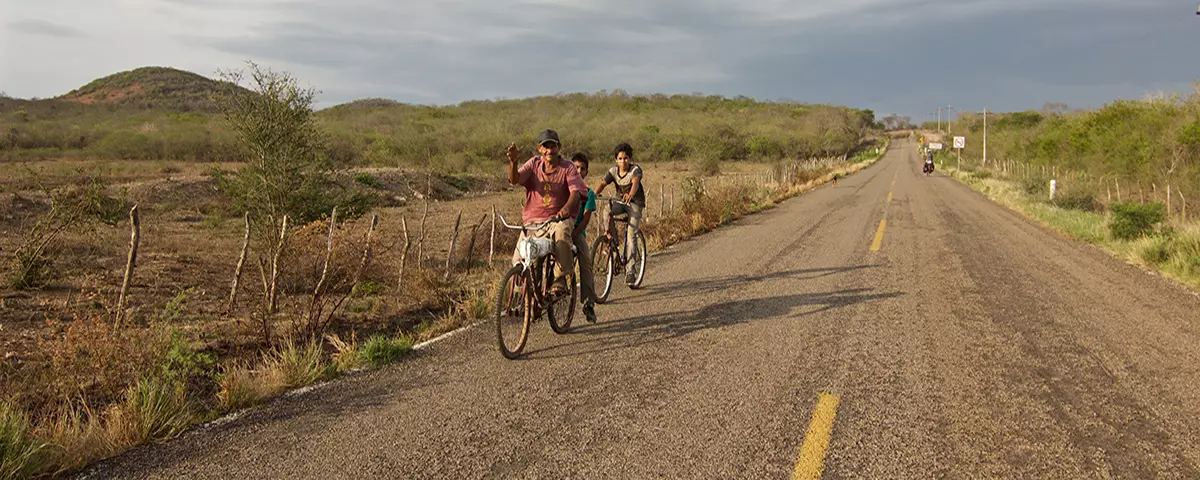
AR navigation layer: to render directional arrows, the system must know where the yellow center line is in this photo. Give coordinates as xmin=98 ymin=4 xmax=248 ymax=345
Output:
xmin=870 ymin=219 xmax=887 ymax=252
xmin=793 ymin=393 xmax=841 ymax=480
xmin=887 ymin=191 xmax=893 ymax=203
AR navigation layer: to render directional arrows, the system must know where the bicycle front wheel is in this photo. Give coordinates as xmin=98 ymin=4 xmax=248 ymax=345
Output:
xmin=591 ymin=236 xmax=614 ymax=304
xmin=495 ymin=265 xmax=531 ymax=359
xmin=629 ymin=231 xmax=648 ymax=289
xmin=547 ymin=258 xmax=576 ymax=334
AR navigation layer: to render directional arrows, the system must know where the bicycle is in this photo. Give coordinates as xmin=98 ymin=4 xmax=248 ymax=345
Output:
xmin=590 ymin=195 xmax=647 ymax=304
xmin=494 ymin=214 xmax=578 ymax=359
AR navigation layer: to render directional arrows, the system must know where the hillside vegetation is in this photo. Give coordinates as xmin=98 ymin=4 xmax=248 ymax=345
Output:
xmin=58 ymin=66 xmax=238 ymax=111
xmin=932 ymin=85 xmax=1200 ymax=292
xmin=0 ymin=64 xmax=888 ymax=478
xmin=946 ymin=88 xmax=1200 ymax=203
xmin=1 ymin=67 xmax=879 ymax=170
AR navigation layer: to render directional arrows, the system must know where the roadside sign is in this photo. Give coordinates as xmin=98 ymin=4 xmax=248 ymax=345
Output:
xmin=930 ymin=142 xmax=943 ymax=150
xmin=953 ymin=136 xmax=965 ymax=149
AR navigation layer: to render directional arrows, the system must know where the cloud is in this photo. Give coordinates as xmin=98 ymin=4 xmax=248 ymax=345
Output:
xmin=0 ymin=0 xmax=1195 ymax=118
xmin=7 ymin=18 xmax=87 ymax=38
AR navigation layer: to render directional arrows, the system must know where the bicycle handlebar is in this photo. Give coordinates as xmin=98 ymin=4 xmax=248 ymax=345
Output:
xmin=594 ymin=195 xmax=632 ymax=207
xmin=497 ymin=212 xmax=567 ymax=232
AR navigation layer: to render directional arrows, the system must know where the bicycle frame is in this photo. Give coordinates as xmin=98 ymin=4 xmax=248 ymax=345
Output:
xmin=497 ymin=213 xmax=571 ymax=307
xmin=595 ymin=196 xmax=635 ymax=266
xmin=499 ymin=213 xmax=557 ymax=271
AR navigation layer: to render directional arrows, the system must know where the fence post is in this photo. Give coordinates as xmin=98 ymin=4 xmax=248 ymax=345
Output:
xmin=417 ymin=201 xmax=428 ymax=267
xmin=660 ymin=184 xmax=665 ymax=218
xmin=398 ymin=216 xmax=410 ymax=289
xmin=444 ymin=210 xmax=462 ymax=280
xmin=115 ymin=204 xmax=141 ymax=327
xmin=268 ymin=215 xmax=290 ymax=314
xmin=1167 ymin=184 xmax=1172 ymax=220
xmin=465 ymin=213 xmax=487 ymax=273
xmin=228 ymin=212 xmax=251 ymax=313
xmin=1180 ymin=191 xmax=1187 ymax=223
xmin=354 ymin=214 xmax=379 ymax=286
xmin=1049 ymin=179 xmax=1057 ymax=200
xmin=489 ymin=205 xmax=496 ymax=267
xmin=307 ymin=207 xmax=338 ymax=327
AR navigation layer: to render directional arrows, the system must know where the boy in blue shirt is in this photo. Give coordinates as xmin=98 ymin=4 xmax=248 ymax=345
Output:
xmin=571 ymin=152 xmax=598 ymax=323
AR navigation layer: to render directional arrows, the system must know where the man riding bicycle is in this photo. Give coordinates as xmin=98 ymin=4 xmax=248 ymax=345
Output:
xmin=595 ymin=142 xmax=645 ymax=286
xmin=507 ymin=129 xmax=588 ymax=297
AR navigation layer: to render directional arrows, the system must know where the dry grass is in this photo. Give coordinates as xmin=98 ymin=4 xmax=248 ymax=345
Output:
xmin=34 ymin=402 xmax=116 ymax=475
xmin=104 ymin=377 xmax=192 ymax=447
xmin=325 ymin=333 xmax=368 ymax=372
xmin=413 ymin=279 xmax=497 ymax=343
xmin=0 ymin=145 xmax=888 ymax=478
xmin=216 ymin=362 xmax=276 ymax=412
xmin=640 ymin=148 xmax=887 ymax=252
xmin=1 ymin=376 xmax=193 ymax=479
xmin=1 ymin=403 xmax=49 ymax=480
xmin=944 ymin=160 xmax=1200 ymax=291
xmin=264 ymin=338 xmax=335 ymax=390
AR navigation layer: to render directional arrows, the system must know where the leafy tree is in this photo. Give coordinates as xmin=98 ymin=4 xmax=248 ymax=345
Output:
xmin=214 ymin=61 xmax=371 ymax=228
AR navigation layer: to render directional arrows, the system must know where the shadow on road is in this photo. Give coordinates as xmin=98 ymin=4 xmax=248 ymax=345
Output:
xmin=606 ymin=264 xmax=880 ymax=305
xmin=523 ymin=286 xmax=903 ymax=360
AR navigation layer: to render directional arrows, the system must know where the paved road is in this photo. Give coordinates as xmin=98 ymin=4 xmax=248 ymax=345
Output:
xmin=86 ymin=139 xmax=1200 ymax=479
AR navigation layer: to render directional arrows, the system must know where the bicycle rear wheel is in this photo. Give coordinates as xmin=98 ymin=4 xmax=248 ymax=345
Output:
xmin=628 ymin=231 xmax=648 ymax=289
xmin=547 ymin=257 xmax=576 ymax=334
xmin=590 ymin=236 xmax=614 ymax=304
xmin=495 ymin=265 xmax=531 ymax=359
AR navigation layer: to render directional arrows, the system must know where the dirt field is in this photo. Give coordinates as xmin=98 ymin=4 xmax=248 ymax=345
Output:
xmin=0 ymin=158 xmax=774 ymax=387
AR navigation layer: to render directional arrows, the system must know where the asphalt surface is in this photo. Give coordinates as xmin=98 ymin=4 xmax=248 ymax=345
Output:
xmin=84 ymin=139 xmax=1200 ymax=479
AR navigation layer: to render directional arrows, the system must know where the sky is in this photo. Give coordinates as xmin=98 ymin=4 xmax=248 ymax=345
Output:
xmin=0 ymin=0 xmax=1196 ymax=121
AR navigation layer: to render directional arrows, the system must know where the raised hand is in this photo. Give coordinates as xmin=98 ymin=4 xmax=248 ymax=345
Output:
xmin=506 ymin=142 xmax=520 ymax=164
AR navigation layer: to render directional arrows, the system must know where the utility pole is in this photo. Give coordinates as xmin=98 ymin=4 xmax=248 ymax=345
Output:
xmin=947 ymin=104 xmax=953 ymax=136
xmin=936 ymin=107 xmax=942 ymax=133
xmin=982 ymin=108 xmax=988 ymax=166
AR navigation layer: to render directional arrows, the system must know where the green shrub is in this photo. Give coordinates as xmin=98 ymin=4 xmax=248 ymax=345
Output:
xmin=1021 ymin=175 xmax=1050 ymax=197
xmin=360 ymin=335 xmax=414 ymax=367
xmin=9 ymin=176 xmax=128 ymax=289
xmin=215 ymin=62 xmax=373 ymax=225
xmin=351 ymin=281 xmax=383 ymax=297
xmin=111 ymin=376 xmax=192 ymax=445
xmin=1109 ymin=201 xmax=1165 ymax=240
xmin=680 ymin=176 xmax=706 ymax=208
xmin=353 ymin=172 xmax=383 ymax=188
xmin=650 ymin=137 xmax=688 ymax=161
xmin=265 ymin=339 xmax=335 ymax=389
xmin=0 ymin=403 xmax=48 ymax=480
xmin=746 ymin=136 xmax=783 ymax=160
xmin=1138 ymin=235 xmax=1172 ymax=265
xmin=692 ymin=156 xmax=720 ymax=177
xmin=1051 ymin=189 xmax=1101 ymax=212
xmin=160 ymin=332 xmax=218 ymax=385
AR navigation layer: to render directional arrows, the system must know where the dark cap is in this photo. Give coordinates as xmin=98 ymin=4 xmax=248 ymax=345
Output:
xmin=535 ymin=129 xmax=561 ymax=146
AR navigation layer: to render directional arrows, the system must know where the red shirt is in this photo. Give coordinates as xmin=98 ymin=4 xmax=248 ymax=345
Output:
xmin=516 ymin=155 xmax=588 ymax=224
